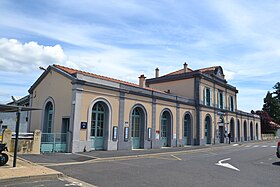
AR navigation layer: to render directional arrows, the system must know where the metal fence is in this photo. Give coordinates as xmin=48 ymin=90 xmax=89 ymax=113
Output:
xmin=41 ymin=133 xmax=67 ymax=153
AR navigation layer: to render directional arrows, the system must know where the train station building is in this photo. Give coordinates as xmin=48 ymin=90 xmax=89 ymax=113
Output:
xmin=28 ymin=63 xmax=261 ymax=153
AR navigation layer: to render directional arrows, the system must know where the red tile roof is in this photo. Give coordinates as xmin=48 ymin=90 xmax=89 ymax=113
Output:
xmin=53 ymin=64 xmax=163 ymax=92
xmin=163 ymin=66 xmax=220 ymax=77
xmin=54 ymin=64 xmax=138 ymax=87
xmin=163 ymin=68 xmax=193 ymax=76
xmin=198 ymin=66 xmax=220 ymax=73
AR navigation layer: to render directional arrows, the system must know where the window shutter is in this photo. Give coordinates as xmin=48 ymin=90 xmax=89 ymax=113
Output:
xmin=203 ymin=88 xmax=206 ymax=105
xmin=210 ymin=88 xmax=212 ymax=106
xmin=222 ymin=94 xmax=225 ymax=109
xmin=228 ymin=96 xmax=230 ymax=110
xmin=231 ymin=96 xmax=234 ymax=111
xmin=217 ymin=92 xmax=219 ymax=108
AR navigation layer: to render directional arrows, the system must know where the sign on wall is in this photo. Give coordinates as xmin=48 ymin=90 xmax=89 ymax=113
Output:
xmin=155 ymin=130 xmax=160 ymax=140
xmin=113 ymin=126 xmax=118 ymax=141
xmin=147 ymin=128 xmax=151 ymax=140
xmin=124 ymin=127 xmax=129 ymax=141
xmin=80 ymin=122 xmax=87 ymax=129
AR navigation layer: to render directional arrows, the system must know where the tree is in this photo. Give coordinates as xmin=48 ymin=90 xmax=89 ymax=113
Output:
xmin=256 ymin=110 xmax=273 ymax=133
xmin=273 ymin=82 xmax=280 ymax=102
xmin=263 ymin=91 xmax=280 ymax=124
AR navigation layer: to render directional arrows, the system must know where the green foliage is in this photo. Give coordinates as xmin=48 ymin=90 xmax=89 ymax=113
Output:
xmin=273 ymin=82 xmax=280 ymax=102
xmin=263 ymin=83 xmax=280 ymax=124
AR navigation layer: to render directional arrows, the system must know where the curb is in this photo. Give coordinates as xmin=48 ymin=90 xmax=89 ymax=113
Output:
xmin=0 ymin=172 xmax=63 ymax=184
xmin=0 ymin=154 xmax=63 ymax=184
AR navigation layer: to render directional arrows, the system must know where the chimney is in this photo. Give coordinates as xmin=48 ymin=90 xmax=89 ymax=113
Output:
xmin=139 ymin=74 xmax=146 ymax=88
xmin=155 ymin=68 xmax=159 ymax=78
xmin=183 ymin=62 xmax=188 ymax=73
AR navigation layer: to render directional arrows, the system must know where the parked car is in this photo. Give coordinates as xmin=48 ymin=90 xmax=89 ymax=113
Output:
xmin=277 ymin=141 xmax=280 ymax=158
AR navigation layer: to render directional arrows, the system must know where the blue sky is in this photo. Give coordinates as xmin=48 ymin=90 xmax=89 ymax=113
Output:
xmin=0 ymin=0 xmax=279 ymax=112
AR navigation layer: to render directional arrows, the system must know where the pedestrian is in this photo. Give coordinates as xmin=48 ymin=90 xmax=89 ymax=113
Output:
xmin=228 ymin=132 xmax=231 ymax=144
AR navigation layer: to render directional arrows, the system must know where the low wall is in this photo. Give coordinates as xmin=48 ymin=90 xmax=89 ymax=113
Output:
xmin=2 ymin=129 xmax=41 ymax=154
xmin=261 ymin=134 xmax=275 ymax=140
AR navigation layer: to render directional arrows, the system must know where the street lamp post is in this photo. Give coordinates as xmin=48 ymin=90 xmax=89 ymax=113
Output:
xmin=13 ymin=109 xmax=21 ymax=167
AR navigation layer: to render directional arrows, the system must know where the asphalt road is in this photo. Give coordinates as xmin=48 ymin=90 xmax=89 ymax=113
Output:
xmin=19 ymin=141 xmax=280 ymax=187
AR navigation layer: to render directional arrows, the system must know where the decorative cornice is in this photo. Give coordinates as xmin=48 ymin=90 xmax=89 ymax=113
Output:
xmin=146 ymin=70 xmax=238 ymax=93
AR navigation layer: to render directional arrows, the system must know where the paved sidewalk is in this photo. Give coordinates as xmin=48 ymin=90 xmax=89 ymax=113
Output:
xmin=0 ymin=152 xmax=62 ymax=183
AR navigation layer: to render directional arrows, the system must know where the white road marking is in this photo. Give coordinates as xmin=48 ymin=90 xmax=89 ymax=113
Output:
xmin=270 ymin=145 xmax=276 ymax=148
xmin=232 ymin=144 xmax=239 ymax=146
xmin=261 ymin=145 xmax=268 ymax=147
xmin=65 ymin=181 xmax=83 ymax=186
xmin=253 ymin=145 xmax=259 ymax=147
xmin=215 ymin=158 xmax=240 ymax=171
xmin=73 ymin=153 xmax=100 ymax=159
xmin=170 ymin=154 xmax=182 ymax=160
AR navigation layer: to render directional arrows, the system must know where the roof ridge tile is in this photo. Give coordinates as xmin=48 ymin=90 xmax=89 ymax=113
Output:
xmin=53 ymin=64 xmax=164 ymax=93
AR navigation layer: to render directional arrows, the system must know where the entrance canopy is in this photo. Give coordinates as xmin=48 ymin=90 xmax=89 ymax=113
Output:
xmin=0 ymin=104 xmax=41 ymax=112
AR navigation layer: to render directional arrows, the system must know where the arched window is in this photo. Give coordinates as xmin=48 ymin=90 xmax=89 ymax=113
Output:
xmin=91 ymin=102 xmax=105 ymax=137
xmin=244 ymin=121 xmax=247 ymax=141
xmin=230 ymin=118 xmax=235 ymax=142
xmin=91 ymin=101 xmax=107 ymax=150
xmin=43 ymin=101 xmax=53 ymax=133
xmin=250 ymin=122 xmax=254 ymax=140
xmin=256 ymin=123 xmax=259 ymax=140
xmin=131 ymin=108 xmax=141 ymax=149
xmin=130 ymin=105 xmax=147 ymax=149
xmin=132 ymin=108 xmax=140 ymax=138
xmin=184 ymin=114 xmax=192 ymax=145
xmin=161 ymin=111 xmax=171 ymax=147
xmin=237 ymin=120 xmax=241 ymax=141
xmin=205 ymin=116 xmax=212 ymax=144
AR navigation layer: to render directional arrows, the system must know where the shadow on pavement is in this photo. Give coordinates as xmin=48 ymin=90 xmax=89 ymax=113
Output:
xmin=272 ymin=161 xmax=280 ymax=166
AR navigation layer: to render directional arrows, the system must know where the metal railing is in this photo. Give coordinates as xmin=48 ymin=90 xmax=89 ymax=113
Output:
xmin=41 ymin=133 xmax=67 ymax=153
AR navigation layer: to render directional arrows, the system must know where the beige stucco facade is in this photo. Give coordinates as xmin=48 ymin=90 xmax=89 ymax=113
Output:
xmin=29 ymin=69 xmax=72 ymax=133
xmin=28 ymin=64 xmax=261 ymax=153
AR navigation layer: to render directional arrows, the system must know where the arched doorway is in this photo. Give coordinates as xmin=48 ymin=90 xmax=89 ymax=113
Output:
xmin=131 ymin=107 xmax=145 ymax=149
xmin=183 ymin=113 xmax=192 ymax=145
xmin=218 ymin=116 xmax=225 ymax=143
xmin=91 ymin=101 xmax=108 ymax=150
xmin=161 ymin=111 xmax=172 ymax=147
xmin=244 ymin=121 xmax=247 ymax=141
xmin=43 ymin=101 xmax=54 ymax=133
xmin=237 ymin=120 xmax=240 ymax=141
xmin=205 ymin=116 xmax=212 ymax=144
xmin=250 ymin=122 xmax=254 ymax=140
xmin=256 ymin=123 xmax=259 ymax=140
xmin=230 ymin=118 xmax=235 ymax=142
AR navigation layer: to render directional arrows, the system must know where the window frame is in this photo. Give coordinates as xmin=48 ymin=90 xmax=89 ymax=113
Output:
xmin=204 ymin=87 xmax=212 ymax=107
xmin=218 ymin=91 xmax=224 ymax=109
xmin=229 ymin=96 xmax=234 ymax=111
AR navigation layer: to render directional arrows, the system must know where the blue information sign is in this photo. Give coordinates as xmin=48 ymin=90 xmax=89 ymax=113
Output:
xmin=81 ymin=122 xmax=87 ymax=129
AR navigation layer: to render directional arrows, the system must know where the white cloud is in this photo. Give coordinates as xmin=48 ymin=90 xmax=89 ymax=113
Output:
xmin=223 ymin=70 xmax=235 ymax=80
xmin=0 ymin=38 xmax=70 ymax=72
xmin=0 ymin=0 xmax=280 ymax=112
